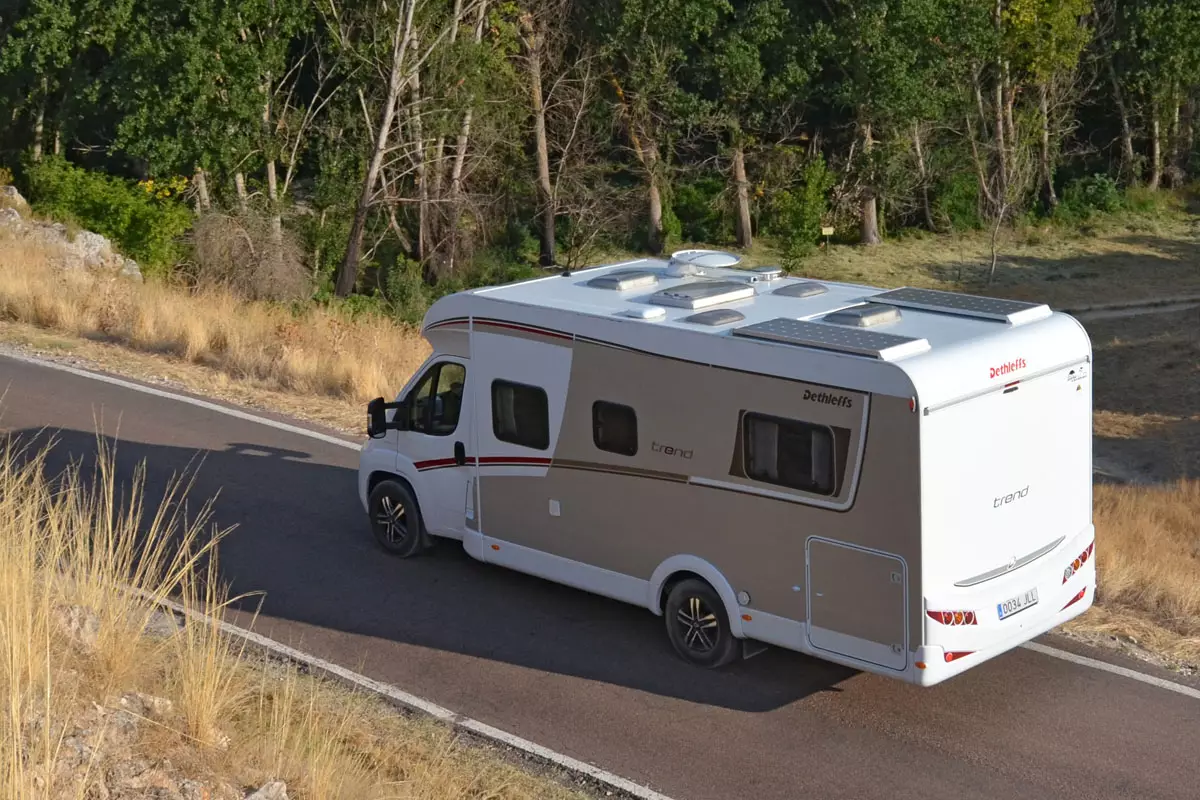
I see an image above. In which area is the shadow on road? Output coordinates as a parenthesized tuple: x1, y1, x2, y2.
(10, 425, 857, 713)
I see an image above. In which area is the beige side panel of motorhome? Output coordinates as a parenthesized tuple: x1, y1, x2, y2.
(807, 539, 907, 670)
(476, 338, 922, 627)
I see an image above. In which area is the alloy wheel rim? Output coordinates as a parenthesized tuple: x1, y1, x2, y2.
(375, 494, 408, 545)
(675, 595, 719, 653)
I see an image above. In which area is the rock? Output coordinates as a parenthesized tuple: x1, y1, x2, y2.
(118, 692, 174, 723)
(111, 763, 184, 800)
(0, 194, 143, 282)
(245, 780, 288, 800)
(55, 604, 101, 654)
(0, 184, 29, 215)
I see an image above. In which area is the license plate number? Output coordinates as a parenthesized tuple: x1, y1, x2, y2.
(997, 587, 1039, 620)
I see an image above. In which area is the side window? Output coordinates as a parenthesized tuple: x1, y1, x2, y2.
(492, 380, 550, 450)
(593, 401, 637, 456)
(407, 361, 465, 436)
(743, 412, 837, 495)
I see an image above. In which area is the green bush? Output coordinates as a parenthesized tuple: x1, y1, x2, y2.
(671, 175, 732, 244)
(931, 171, 982, 231)
(23, 156, 194, 274)
(1055, 173, 1123, 222)
(765, 154, 834, 268)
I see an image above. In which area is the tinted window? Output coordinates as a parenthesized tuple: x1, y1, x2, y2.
(408, 362, 465, 436)
(593, 401, 637, 456)
(492, 380, 550, 450)
(743, 412, 836, 495)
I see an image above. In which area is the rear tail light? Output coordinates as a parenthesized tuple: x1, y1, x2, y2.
(1062, 541, 1094, 583)
(944, 651, 974, 662)
(1061, 587, 1086, 610)
(927, 610, 977, 625)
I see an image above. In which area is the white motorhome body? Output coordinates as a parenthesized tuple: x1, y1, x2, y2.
(359, 250, 1095, 687)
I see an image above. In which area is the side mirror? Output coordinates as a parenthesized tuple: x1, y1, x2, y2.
(367, 396, 407, 439)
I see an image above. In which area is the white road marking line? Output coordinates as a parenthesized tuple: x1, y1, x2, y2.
(6, 352, 1199, 704)
(0, 350, 361, 451)
(1021, 642, 1200, 700)
(154, 596, 677, 800)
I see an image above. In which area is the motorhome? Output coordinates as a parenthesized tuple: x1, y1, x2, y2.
(359, 250, 1096, 686)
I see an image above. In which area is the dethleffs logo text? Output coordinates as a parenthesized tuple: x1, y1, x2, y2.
(989, 357, 1027, 379)
(803, 389, 853, 408)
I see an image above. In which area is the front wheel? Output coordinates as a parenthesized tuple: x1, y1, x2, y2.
(367, 479, 426, 558)
(663, 578, 739, 669)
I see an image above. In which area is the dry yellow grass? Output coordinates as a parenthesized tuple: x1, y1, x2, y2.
(1066, 480, 1200, 663)
(0, 231, 432, 408)
(0, 427, 589, 799)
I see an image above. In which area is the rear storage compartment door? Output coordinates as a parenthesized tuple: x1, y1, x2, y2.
(806, 538, 908, 671)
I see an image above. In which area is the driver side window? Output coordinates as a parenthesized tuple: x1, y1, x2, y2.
(406, 361, 465, 436)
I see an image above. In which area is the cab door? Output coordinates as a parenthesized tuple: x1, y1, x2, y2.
(395, 357, 474, 539)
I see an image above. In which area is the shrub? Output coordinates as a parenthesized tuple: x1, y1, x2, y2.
(765, 154, 835, 268)
(1056, 173, 1123, 221)
(23, 156, 194, 274)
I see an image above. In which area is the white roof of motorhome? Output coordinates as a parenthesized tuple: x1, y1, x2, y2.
(423, 251, 1091, 409)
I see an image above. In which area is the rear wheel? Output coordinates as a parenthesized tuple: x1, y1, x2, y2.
(367, 479, 426, 558)
(663, 578, 739, 669)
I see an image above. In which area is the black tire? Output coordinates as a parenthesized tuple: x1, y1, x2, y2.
(367, 479, 426, 558)
(663, 578, 739, 669)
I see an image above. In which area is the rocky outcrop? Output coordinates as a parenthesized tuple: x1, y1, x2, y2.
(0, 184, 143, 282)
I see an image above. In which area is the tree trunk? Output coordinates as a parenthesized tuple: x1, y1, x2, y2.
(732, 142, 752, 248)
(193, 167, 212, 213)
(31, 79, 46, 162)
(912, 121, 936, 231)
(1038, 83, 1057, 209)
(646, 145, 664, 255)
(335, 0, 417, 298)
(235, 173, 249, 211)
(1149, 99, 1162, 191)
(408, 34, 431, 271)
(1168, 93, 1182, 187)
(1179, 96, 1195, 184)
(1101, 33, 1137, 185)
(992, 0, 1008, 208)
(523, 12, 555, 267)
(445, 1, 488, 276)
(860, 120, 881, 246)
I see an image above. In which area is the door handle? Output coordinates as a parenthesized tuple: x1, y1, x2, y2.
(454, 441, 466, 466)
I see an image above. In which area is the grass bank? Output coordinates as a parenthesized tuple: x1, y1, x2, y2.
(0, 430, 590, 799)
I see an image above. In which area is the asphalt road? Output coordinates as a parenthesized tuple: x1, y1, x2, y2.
(3, 353, 1199, 800)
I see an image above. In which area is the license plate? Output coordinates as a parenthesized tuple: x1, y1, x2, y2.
(997, 587, 1039, 620)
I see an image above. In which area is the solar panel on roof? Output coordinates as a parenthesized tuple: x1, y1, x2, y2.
(869, 286, 1051, 325)
(731, 317, 930, 361)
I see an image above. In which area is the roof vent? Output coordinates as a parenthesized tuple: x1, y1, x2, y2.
(649, 280, 755, 310)
(682, 308, 746, 326)
(665, 249, 742, 277)
(619, 305, 666, 320)
(823, 303, 902, 328)
(587, 268, 659, 291)
(773, 280, 828, 298)
(748, 265, 783, 282)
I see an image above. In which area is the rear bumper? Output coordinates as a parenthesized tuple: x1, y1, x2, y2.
(911, 523, 1096, 686)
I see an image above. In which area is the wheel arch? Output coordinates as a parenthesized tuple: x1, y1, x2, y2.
(648, 555, 745, 639)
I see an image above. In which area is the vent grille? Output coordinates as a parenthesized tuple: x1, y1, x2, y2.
(648, 280, 755, 309)
(823, 303, 902, 328)
(682, 308, 746, 326)
(773, 281, 828, 298)
(586, 269, 659, 291)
